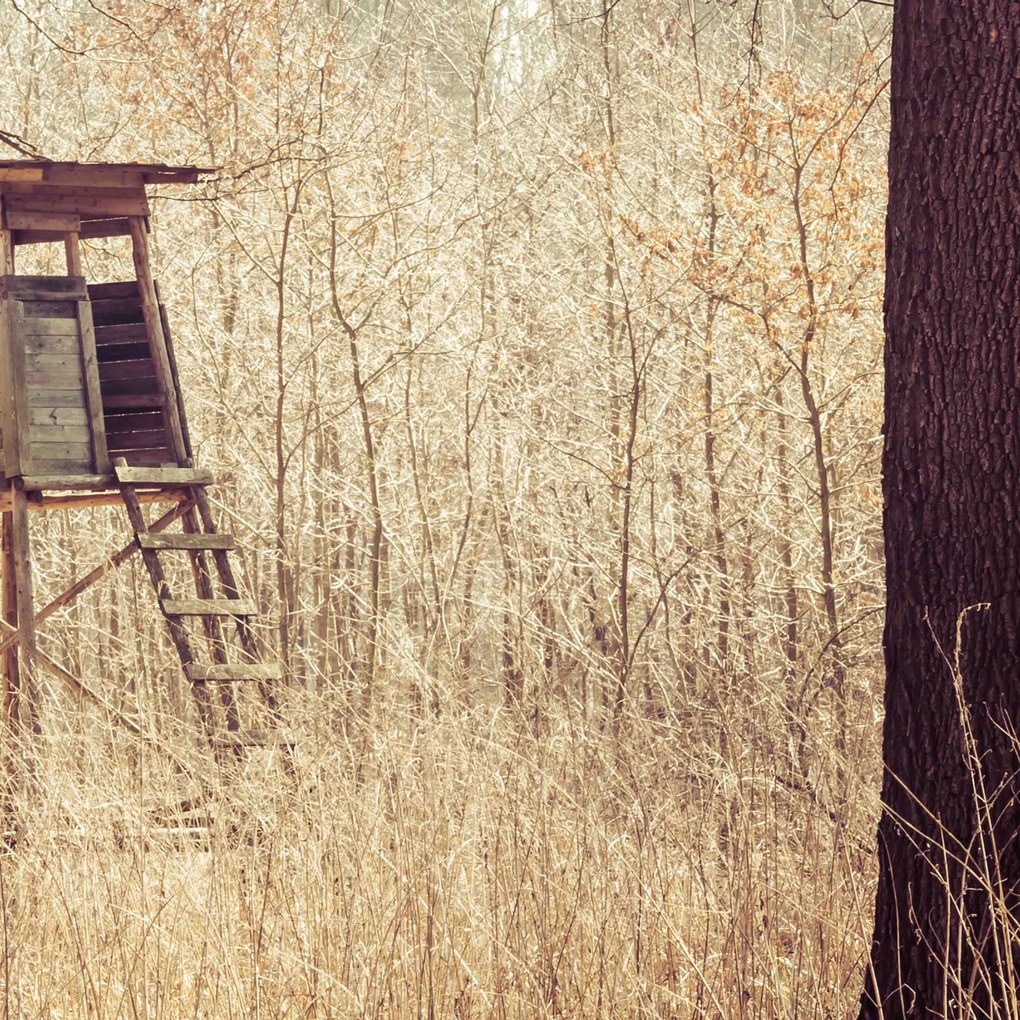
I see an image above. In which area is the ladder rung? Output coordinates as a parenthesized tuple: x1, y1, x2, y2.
(137, 533, 234, 551)
(211, 729, 294, 749)
(115, 466, 215, 487)
(162, 598, 256, 616)
(185, 663, 283, 682)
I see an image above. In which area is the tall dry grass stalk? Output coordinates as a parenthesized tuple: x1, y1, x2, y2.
(0, 681, 880, 1019)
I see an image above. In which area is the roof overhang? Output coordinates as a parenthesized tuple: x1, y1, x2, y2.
(0, 161, 216, 186)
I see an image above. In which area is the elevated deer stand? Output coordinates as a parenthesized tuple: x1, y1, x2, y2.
(0, 161, 282, 805)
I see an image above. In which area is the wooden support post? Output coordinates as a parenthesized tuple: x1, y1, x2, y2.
(0, 229, 12, 275)
(2, 480, 38, 817)
(192, 483, 281, 705)
(9, 487, 37, 737)
(128, 218, 188, 463)
(63, 233, 80, 276)
(1, 506, 19, 738)
(65, 231, 110, 474)
(181, 505, 241, 735)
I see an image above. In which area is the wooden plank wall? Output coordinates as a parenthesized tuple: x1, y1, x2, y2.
(5, 276, 94, 475)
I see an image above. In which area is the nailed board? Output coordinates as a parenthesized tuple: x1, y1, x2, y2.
(24, 301, 76, 319)
(0, 276, 95, 475)
(4, 189, 148, 220)
(23, 321, 79, 341)
(29, 406, 88, 426)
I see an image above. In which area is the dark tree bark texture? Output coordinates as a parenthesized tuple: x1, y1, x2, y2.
(863, 4, 1020, 1017)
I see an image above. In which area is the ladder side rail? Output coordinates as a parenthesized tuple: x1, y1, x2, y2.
(182, 504, 241, 735)
(189, 483, 282, 713)
(118, 478, 216, 738)
(154, 281, 194, 462)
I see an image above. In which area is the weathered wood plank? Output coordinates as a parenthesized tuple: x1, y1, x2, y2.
(90, 299, 144, 327)
(105, 430, 169, 451)
(101, 393, 163, 410)
(78, 218, 131, 240)
(9, 302, 29, 476)
(157, 288, 193, 460)
(87, 282, 139, 302)
(28, 406, 88, 426)
(184, 663, 282, 682)
(137, 533, 234, 551)
(5, 192, 148, 218)
(25, 372, 83, 391)
(4, 274, 83, 294)
(13, 230, 68, 245)
(26, 364, 82, 384)
(24, 337, 78, 359)
(76, 288, 107, 472)
(30, 441, 91, 460)
(26, 352, 81, 375)
(28, 389, 86, 408)
(115, 466, 214, 486)
(2, 182, 145, 200)
(29, 424, 90, 444)
(4, 211, 79, 232)
(98, 360, 157, 384)
(22, 301, 76, 319)
(31, 458, 96, 474)
(18, 472, 121, 490)
(93, 323, 146, 345)
(2, 275, 86, 302)
(98, 378, 159, 396)
(10, 486, 36, 710)
(101, 411, 162, 432)
(97, 342, 151, 364)
(0, 301, 18, 476)
(130, 219, 186, 462)
(35, 167, 146, 189)
(116, 448, 175, 467)
(22, 319, 79, 339)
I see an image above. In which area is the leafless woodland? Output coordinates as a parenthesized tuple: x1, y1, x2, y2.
(0, 1, 891, 1016)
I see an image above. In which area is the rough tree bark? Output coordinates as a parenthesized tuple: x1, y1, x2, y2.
(862, 4, 1020, 1016)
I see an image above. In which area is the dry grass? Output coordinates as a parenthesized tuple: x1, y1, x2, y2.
(0, 683, 881, 1019)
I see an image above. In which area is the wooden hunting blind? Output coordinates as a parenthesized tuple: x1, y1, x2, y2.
(0, 161, 282, 759)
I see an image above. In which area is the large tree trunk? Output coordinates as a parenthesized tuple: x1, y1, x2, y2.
(863, 4, 1020, 1016)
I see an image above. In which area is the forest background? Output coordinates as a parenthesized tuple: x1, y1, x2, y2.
(0, 0, 891, 1016)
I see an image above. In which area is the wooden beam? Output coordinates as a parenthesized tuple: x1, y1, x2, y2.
(79, 218, 131, 240)
(0, 488, 192, 511)
(7, 301, 29, 477)
(156, 282, 194, 459)
(1, 505, 19, 739)
(0, 227, 12, 273)
(73, 261, 109, 472)
(9, 487, 37, 735)
(128, 218, 187, 463)
(4, 192, 148, 219)
(5, 211, 79, 233)
(13, 230, 72, 246)
(114, 466, 213, 486)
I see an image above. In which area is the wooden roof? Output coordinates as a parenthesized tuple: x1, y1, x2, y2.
(0, 161, 215, 186)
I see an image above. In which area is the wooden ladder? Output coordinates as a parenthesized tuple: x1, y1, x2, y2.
(114, 461, 283, 749)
